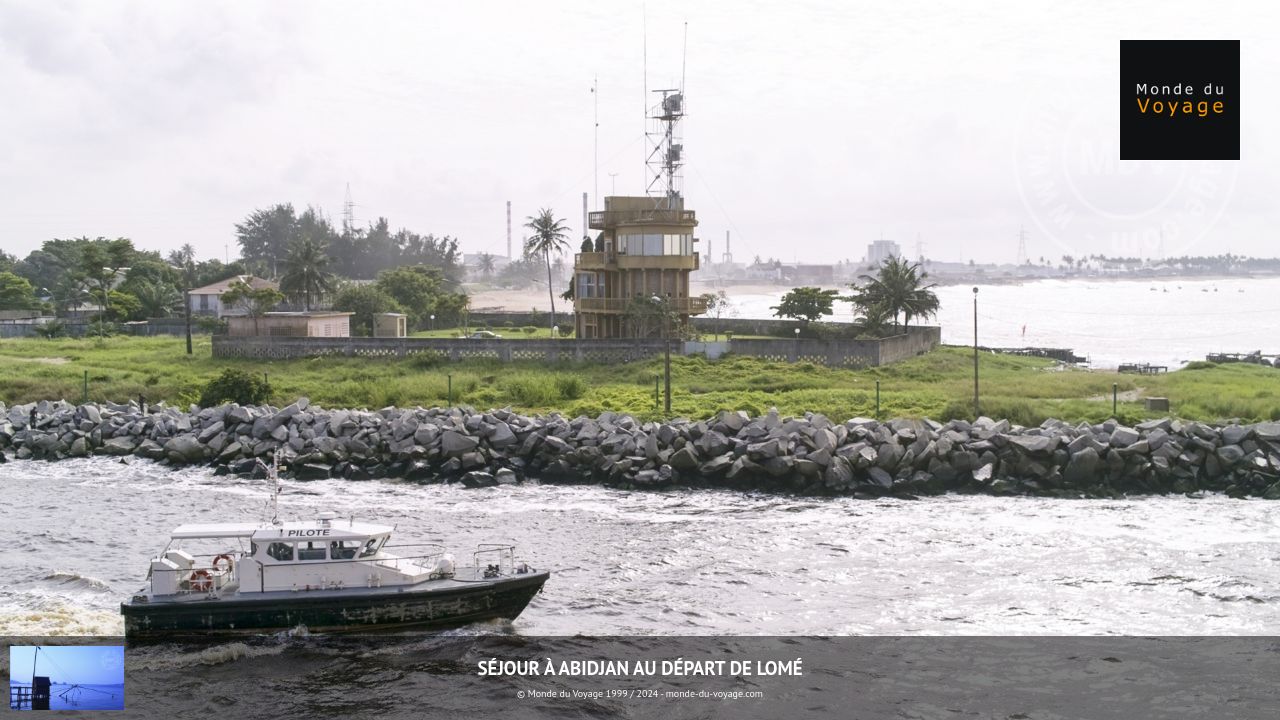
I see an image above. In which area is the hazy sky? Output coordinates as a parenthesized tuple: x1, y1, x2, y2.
(9, 645, 124, 685)
(2, 1, 1276, 265)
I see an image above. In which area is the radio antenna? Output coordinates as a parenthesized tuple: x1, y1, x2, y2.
(681, 21, 688, 93)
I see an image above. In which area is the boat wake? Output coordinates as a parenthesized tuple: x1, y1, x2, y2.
(39, 571, 114, 592)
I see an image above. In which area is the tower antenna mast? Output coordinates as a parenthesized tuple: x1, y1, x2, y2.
(593, 75, 599, 210)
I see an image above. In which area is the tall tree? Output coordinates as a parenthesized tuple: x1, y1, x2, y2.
(279, 236, 335, 310)
(78, 238, 136, 336)
(477, 252, 496, 278)
(771, 287, 839, 325)
(846, 256, 939, 331)
(131, 280, 182, 318)
(235, 204, 297, 278)
(0, 250, 15, 273)
(0, 272, 38, 310)
(167, 243, 196, 268)
(374, 265, 467, 329)
(332, 283, 403, 336)
(523, 208, 571, 332)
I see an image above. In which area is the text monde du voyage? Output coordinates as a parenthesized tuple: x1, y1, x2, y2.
(1135, 82, 1227, 118)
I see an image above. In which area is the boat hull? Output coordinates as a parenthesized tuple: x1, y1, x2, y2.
(121, 572, 548, 640)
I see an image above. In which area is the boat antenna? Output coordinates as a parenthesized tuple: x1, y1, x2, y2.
(270, 449, 283, 526)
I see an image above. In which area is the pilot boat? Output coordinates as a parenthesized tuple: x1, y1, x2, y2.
(120, 460, 548, 639)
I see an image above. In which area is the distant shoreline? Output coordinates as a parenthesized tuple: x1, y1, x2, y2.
(467, 273, 1280, 312)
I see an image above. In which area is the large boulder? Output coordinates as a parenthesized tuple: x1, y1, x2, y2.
(441, 430, 479, 457)
(163, 435, 206, 463)
(101, 436, 138, 456)
(1063, 447, 1101, 485)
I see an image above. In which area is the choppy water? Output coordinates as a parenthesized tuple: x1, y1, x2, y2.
(3, 458, 1280, 637)
(728, 276, 1280, 368)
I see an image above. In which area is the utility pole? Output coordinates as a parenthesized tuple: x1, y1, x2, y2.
(653, 295, 671, 415)
(506, 201, 512, 260)
(972, 287, 980, 418)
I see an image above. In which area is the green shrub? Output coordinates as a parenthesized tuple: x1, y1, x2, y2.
(31, 321, 66, 339)
(194, 316, 227, 334)
(85, 320, 119, 338)
(555, 375, 587, 400)
(522, 326, 537, 335)
(1183, 361, 1217, 370)
(199, 368, 272, 407)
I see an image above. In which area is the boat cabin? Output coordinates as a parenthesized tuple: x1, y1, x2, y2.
(146, 511, 444, 597)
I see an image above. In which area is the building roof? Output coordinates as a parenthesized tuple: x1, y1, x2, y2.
(189, 275, 277, 295)
(259, 311, 354, 318)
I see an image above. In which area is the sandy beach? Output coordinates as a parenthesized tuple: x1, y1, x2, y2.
(466, 281, 802, 313)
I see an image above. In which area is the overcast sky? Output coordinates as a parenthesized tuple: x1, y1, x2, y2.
(2, 1, 1276, 266)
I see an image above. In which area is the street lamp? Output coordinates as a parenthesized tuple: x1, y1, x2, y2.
(652, 295, 671, 415)
(972, 287, 979, 419)
(794, 326, 800, 361)
(430, 314, 435, 332)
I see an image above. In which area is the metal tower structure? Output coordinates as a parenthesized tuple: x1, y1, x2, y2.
(1016, 225, 1029, 266)
(646, 88, 685, 201)
(506, 201, 512, 259)
(342, 184, 357, 234)
(722, 230, 732, 265)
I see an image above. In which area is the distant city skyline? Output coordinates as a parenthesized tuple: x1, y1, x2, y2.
(2, 1, 1277, 266)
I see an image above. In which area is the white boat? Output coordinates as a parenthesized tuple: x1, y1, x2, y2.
(121, 459, 547, 639)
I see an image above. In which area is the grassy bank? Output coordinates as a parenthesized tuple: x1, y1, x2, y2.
(0, 336, 1277, 425)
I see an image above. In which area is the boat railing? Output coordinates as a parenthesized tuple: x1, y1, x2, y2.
(259, 550, 453, 591)
(473, 544, 518, 576)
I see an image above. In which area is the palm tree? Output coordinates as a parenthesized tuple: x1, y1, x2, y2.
(523, 208, 571, 331)
(132, 280, 182, 318)
(167, 244, 196, 268)
(279, 237, 335, 310)
(847, 256, 939, 332)
(478, 252, 496, 278)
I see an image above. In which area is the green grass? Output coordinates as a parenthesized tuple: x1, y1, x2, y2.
(0, 336, 1277, 425)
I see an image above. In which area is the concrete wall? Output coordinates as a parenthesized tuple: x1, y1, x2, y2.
(213, 336, 674, 363)
(212, 327, 941, 368)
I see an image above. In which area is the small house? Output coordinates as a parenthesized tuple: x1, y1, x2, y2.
(374, 312, 408, 338)
(227, 311, 353, 338)
(189, 275, 278, 317)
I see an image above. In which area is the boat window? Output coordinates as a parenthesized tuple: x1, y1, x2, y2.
(359, 537, 383, 558)
(330, 540, 361, 560)
(298, 541, 326, 562)
(266, 542, 294, 562)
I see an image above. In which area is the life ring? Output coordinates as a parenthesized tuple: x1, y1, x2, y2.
(189, 569, 213, 593)
(213, 554, 234, 572)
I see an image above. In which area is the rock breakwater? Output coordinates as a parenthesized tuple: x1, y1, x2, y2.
(3, 399, 1280, 499)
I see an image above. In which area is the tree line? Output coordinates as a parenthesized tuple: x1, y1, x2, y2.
(771, 257, 940, 336)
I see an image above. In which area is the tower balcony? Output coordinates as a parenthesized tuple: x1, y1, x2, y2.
(575, 296, 709, 315)
(574, 253, 700, 271)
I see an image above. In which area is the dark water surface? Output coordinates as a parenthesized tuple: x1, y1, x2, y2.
(3, 458, 1280, 636)
(4, 459, 1280, 718)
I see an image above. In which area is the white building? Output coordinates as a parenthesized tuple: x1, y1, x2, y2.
(865, 239, 901, 268)
(188, 275, 277, 317)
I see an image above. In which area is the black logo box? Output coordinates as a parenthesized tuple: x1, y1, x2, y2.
(1120, 39, 1239, 160)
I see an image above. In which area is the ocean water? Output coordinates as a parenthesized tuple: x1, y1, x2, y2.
(4, 459, 1280, 718)
(725, 276, 1280, 368)
(3, 458, 1280, 638)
